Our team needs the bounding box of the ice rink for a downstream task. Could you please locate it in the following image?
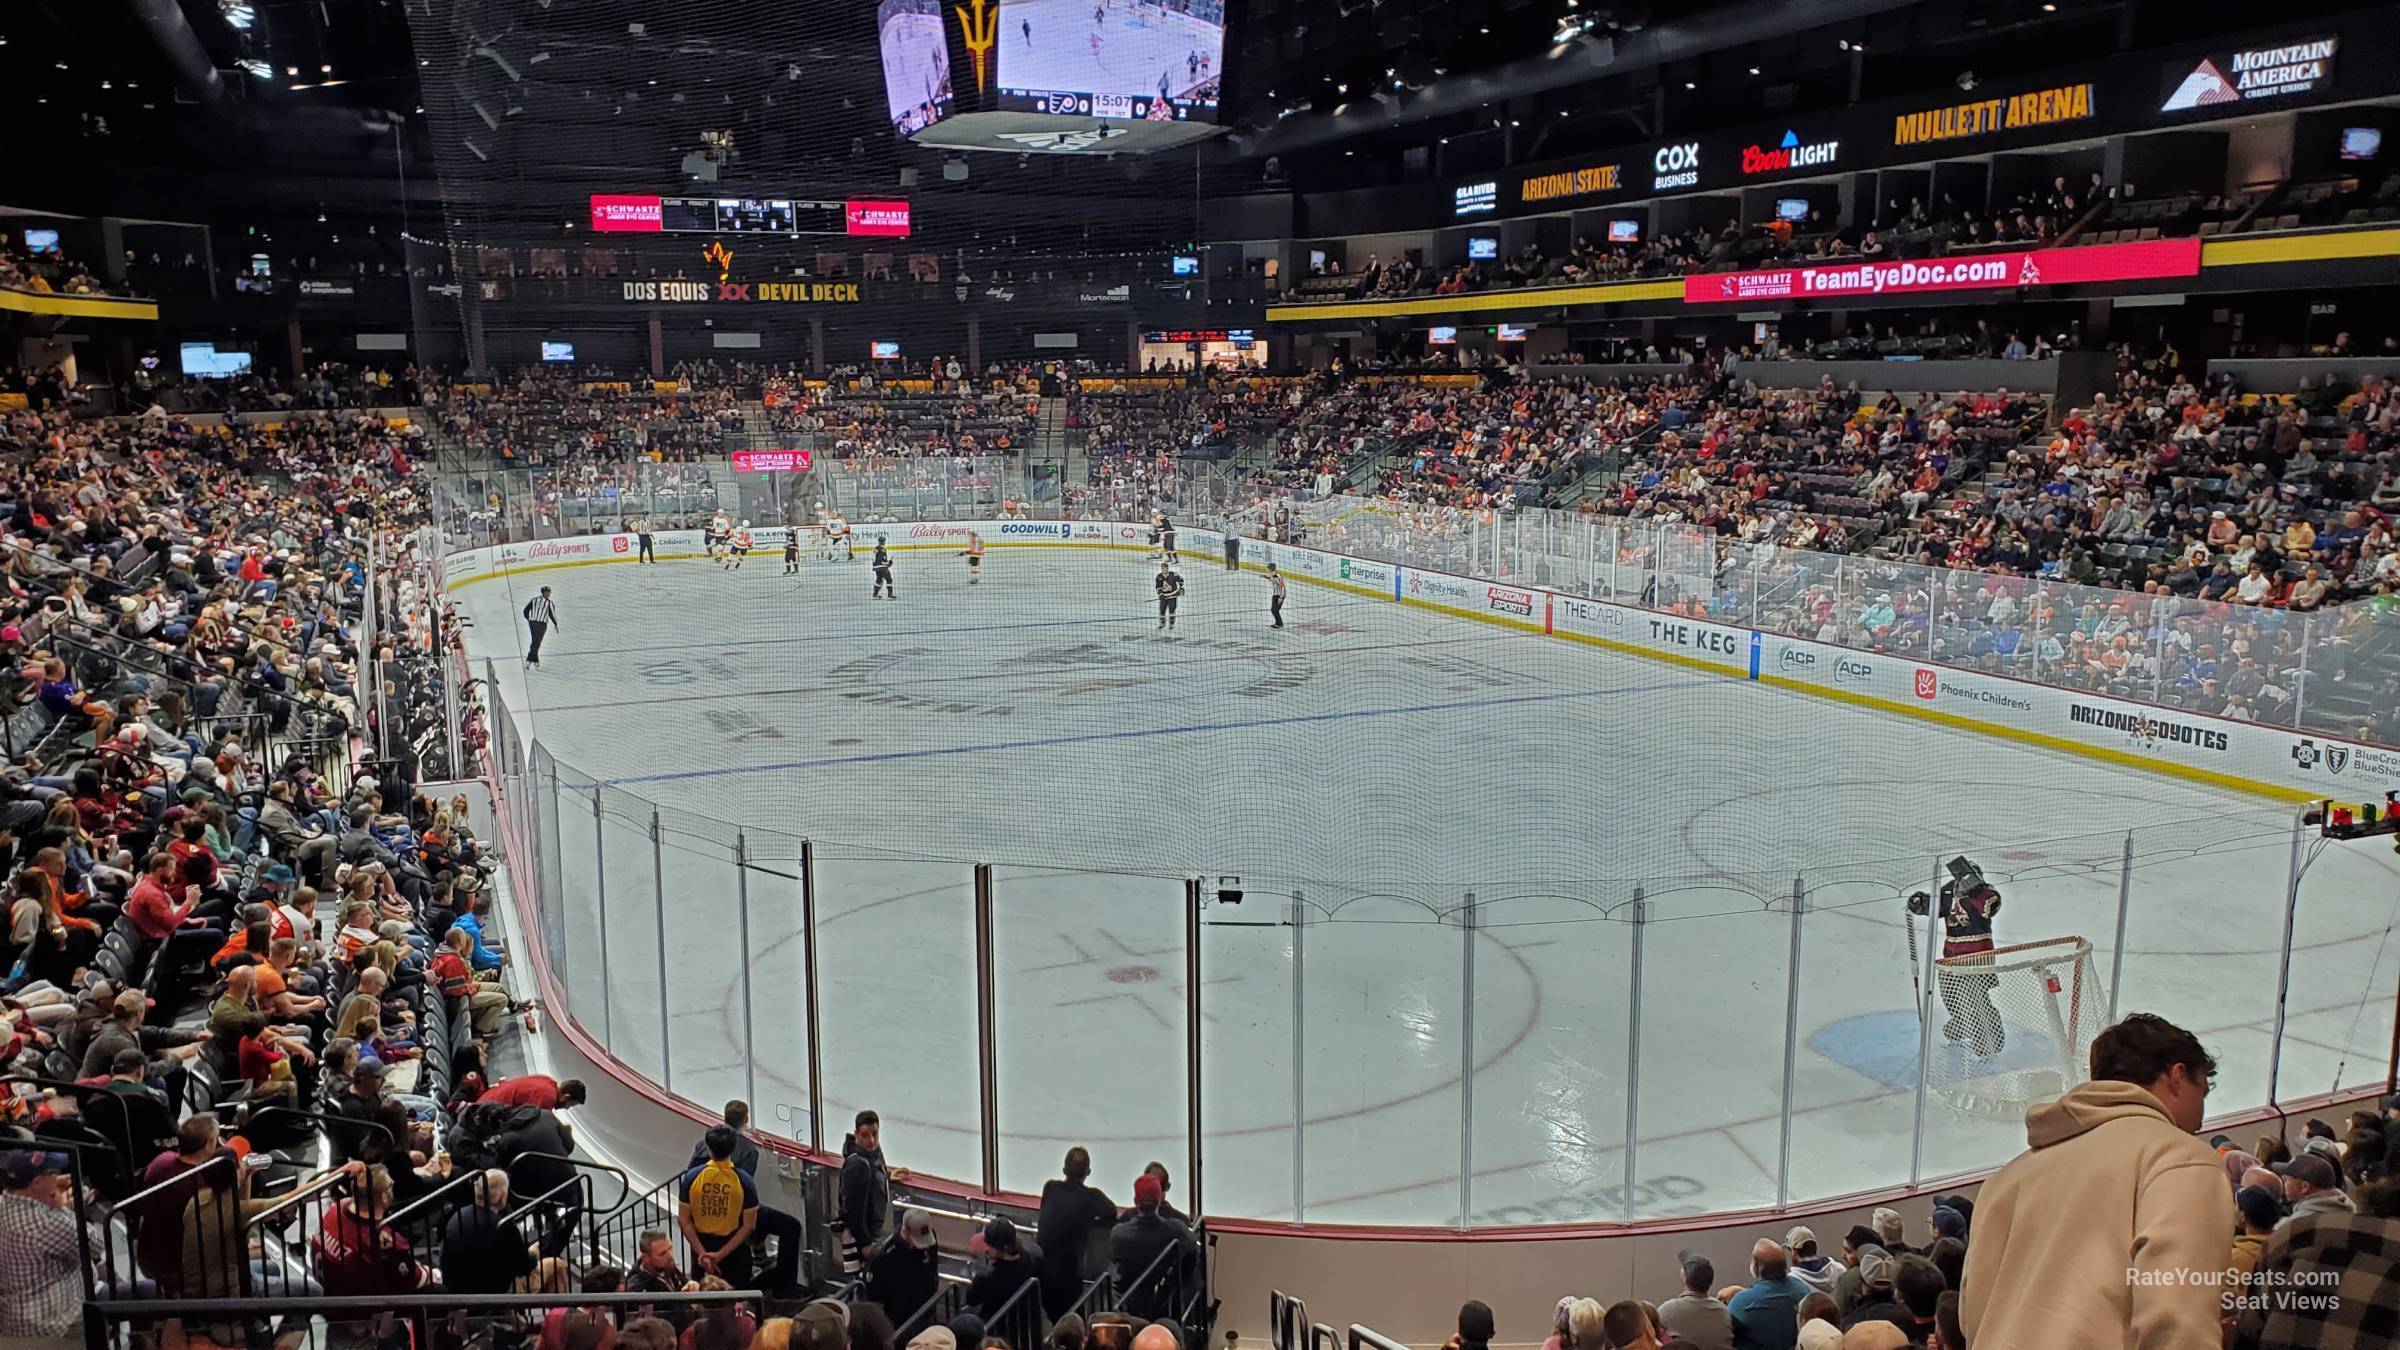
[456,542,2400,1226]
[999,0,1220,103]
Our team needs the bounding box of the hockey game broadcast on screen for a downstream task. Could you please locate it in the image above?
[996,0,1224,121]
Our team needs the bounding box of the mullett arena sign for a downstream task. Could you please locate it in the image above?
[1892,82,2094,148]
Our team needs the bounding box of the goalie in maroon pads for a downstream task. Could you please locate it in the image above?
[1909,856,2005,1057]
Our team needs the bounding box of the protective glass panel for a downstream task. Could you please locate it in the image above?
[991,866,1189,1201]
[1467,891,1631,1225]
[813,852,982,1186]
[1296,892,1461,1225]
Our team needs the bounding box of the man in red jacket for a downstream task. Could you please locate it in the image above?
[480,1074,587,1112]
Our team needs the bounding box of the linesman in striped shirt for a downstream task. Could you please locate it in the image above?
[522,587,559,667]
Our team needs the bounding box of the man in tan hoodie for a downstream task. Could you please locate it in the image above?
[1959,1013,2233,1349]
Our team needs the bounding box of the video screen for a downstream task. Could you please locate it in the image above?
[871,340,902,360]
[1776,198,1810,222]
[719,199,798,233]
[1467,237,1498,260]
[179,343,253,378]
[996,0,1224,122]
[541,341,576,363]
[1426,326,1458,346]
[1608,219,1641,243]
[22,229,59,255]
[1171,255,1200,276]
[1496,324,1528,341]
[2341,127,2383,161]
[879,0,953,136]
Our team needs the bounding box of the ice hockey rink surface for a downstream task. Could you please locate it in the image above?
[456,544,2400,1226]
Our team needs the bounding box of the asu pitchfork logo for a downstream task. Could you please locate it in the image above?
[956,0,996,94]
[702,241,734,282]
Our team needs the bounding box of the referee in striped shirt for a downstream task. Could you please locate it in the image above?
[523,587,559,667]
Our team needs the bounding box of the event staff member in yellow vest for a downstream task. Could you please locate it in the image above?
[678,1126,762,1286]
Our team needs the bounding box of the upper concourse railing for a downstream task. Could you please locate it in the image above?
[448,477,2400,1232]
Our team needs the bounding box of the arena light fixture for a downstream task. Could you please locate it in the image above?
[238,59,272,79]
[218,0,256,30]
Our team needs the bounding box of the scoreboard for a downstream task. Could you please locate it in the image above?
[658,198,848,234]
[592,195,905,237]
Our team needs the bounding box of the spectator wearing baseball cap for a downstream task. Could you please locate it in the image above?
[1837,1248,1905,1336]
[2273,1153,2355,1227]
[966,1215,1041,1322]
[1783,1225,1844,1298]
[0,1148,85,1344]
[862,1209,940,1329]
[1109,1172,1198,1321]
[1657,1250,1732,1350]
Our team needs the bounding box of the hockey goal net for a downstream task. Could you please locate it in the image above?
[1926,936,2106,1119]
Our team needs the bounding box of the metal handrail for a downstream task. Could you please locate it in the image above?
[510,1149,632,1214]
[383,1167,491,1232]
[241,1163,356,1228]
[1064,1270,1118,1321]
[244,1104,397,1160]
[107,1145,239,1211]
[893,1275,972,1342]
[1348,1325,1410,1350]
[503,1172,592,1230]
[981,1265,1046,1346]
[89,1289,762,1318]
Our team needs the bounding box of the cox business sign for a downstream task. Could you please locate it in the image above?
[1651,143,1700,191]
[1683,237,2201,304]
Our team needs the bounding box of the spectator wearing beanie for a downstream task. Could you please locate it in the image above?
[2229,1184,2281,1284]
[1869,1207,1911,1256]
[1657,1251,1733,1350]
[1961,1013,2231,1350]
[1109,1172,1198,1321]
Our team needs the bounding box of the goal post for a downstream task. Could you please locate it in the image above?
[1926,935,2106,1119]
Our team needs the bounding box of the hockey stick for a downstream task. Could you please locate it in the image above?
[1904,894,1927,1023]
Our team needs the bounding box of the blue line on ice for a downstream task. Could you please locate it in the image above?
[602,676,1715,785]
